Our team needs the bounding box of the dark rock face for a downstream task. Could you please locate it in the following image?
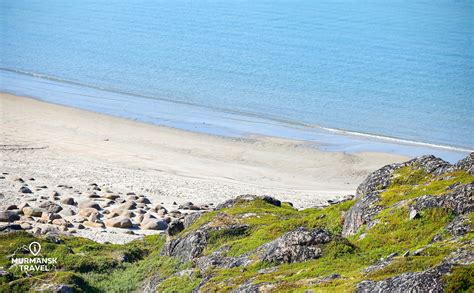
[413,182,473,215]
[163,230,208,261]
[167,220,185,236]
[343,155,459,237]
[259,227,331,264]
[342,191,383,237]
[261,196,281,207]
[183,212,202,228]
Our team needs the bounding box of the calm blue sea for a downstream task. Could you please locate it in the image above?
[1,0,473,160]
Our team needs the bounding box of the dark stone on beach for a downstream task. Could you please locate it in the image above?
[0,223,22,232]
[19,186,32,194]
[39,201,63,213]
[78,200,101,210]
[61,197,76,205]
[141,219,168,230]
[105,216,133,228]
[136,197,151,204]
[0,211,20,222]
[22,207,43,217]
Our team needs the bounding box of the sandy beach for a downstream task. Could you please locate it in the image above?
[0,93,409,209]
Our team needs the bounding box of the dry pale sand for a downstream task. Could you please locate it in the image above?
[0,93,408,209]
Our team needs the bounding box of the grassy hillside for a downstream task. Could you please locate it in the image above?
[1,164,472,292]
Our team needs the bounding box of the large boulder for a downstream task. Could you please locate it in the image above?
[78,200,101,210]
[258,227,331,264]
[104,216,133,228]
[22,207,44,217]
[141,219,168,230]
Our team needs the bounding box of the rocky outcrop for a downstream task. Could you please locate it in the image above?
[412,182,473,215]
[163,230,209,261]
[446,215,471,237]
[342,155,467,237]
[452,152,474,174]
[357,249,473,293]
[258,227,331,264]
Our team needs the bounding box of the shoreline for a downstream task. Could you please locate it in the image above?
[1,93,409,211]
[1,69,471,163]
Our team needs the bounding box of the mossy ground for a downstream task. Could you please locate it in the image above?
[1,168,472,292]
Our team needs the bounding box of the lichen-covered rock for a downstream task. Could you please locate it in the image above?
[451,152,473,174]
[343,155,456,236]
[195,249,252,271]
[446,215,471,237]
[342,191,383,237]
[258,227,331,264]
[183,212,203,228]
[163,230,208,261]
[356,249,473,293]
[412,182,473,215]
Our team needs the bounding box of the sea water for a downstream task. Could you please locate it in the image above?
[1,0,473,161]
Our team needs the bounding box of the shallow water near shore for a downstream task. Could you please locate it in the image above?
[1,70,469,163]
[1,0,473,161]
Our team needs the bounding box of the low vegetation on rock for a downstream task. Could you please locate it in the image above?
[1,154,472,292]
